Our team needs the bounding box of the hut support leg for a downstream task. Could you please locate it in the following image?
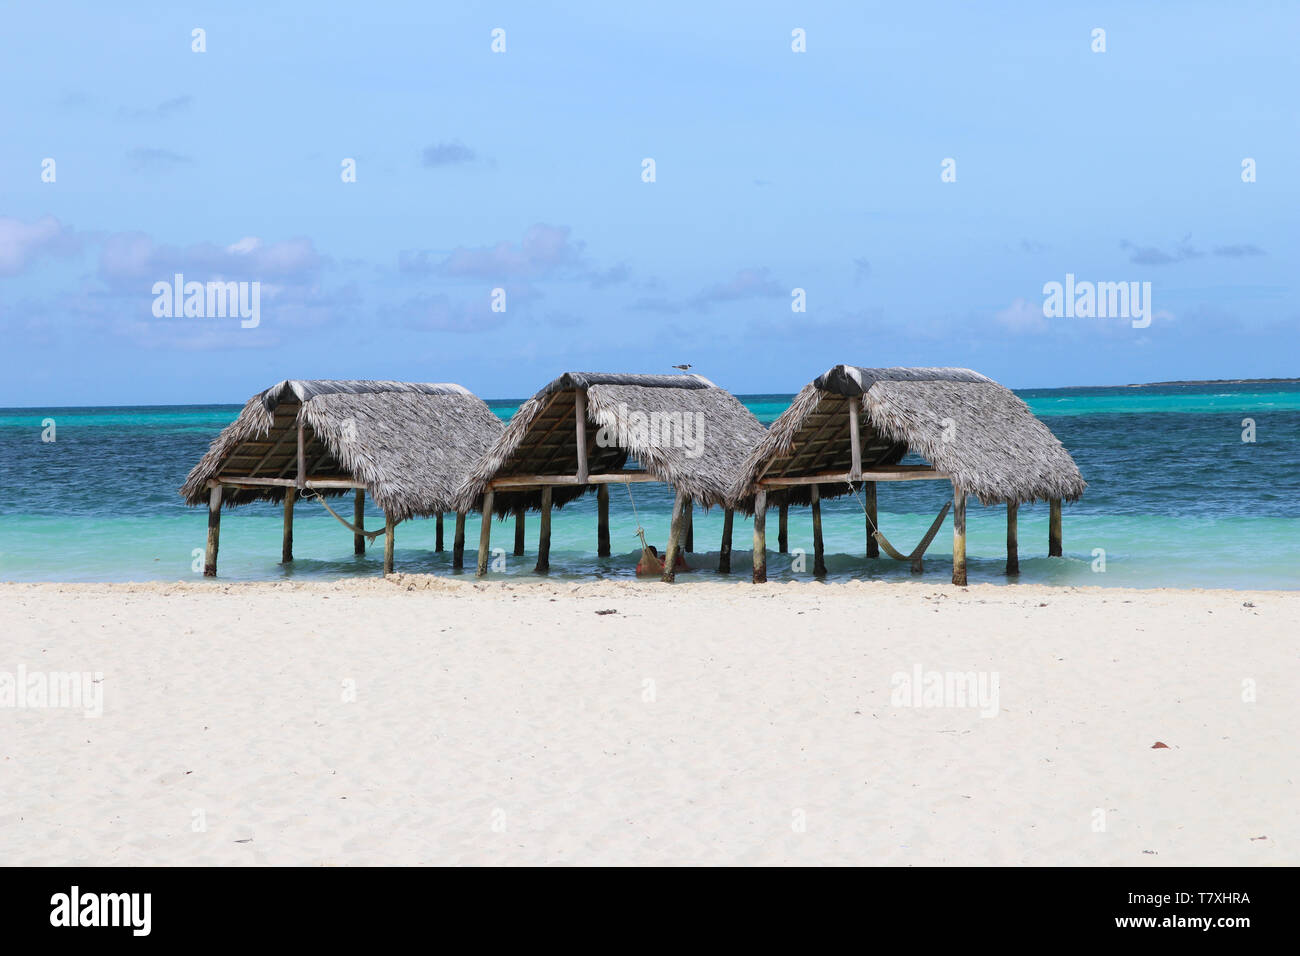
[752,491,768,583]
[952,488,967,586]
[353,490,365,555]
[1006,502,1019,576]
[597,484,610,557]
[864,481,879,558]
[684,500,693,552]
[281,490,294,563]
[204,485,222,577]
[435,512,444,552]
[1049,498,1063,556]
[778,502,788,553]
[536,488,552,573]
[662,492,687,583]
[453,512,466,570]
[811,485,826,577]
[476,491,494,576]
[718,508,734,573]
[513,508,525,556]
[383,513,395,575]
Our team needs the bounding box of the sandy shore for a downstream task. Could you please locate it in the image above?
[1,577,1295,866]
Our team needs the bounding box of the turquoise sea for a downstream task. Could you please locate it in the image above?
[1,383,1297,589]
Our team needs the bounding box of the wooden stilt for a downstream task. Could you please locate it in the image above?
[204,484,222,577]
[452,512,466,569]
[296,421,306,489]
[536,487,552,573]
[383,513,395,575]
[435,511,444,552]
[864,481,879,558]
[1006,501,1020,575]
[353,490,365,555]
[778,502,789,553]
[684,499,694,552]
[597,484,610,557]
[281,490,294,563]
[752,491,768,583]
[718,508,734,573]
[574,391,589,484]
[952,487,967,586]
[1049,498,1063,557]
[812,484,826,577]
[662,491,687,583]
[513,508,525,556]
[476,491,494,576]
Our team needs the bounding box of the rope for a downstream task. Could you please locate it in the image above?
[298,489,394,546]
[845,481,951,570]
[623,482,659,566]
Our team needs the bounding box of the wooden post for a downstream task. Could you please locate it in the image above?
[383,513,395,574]
[353,490,365,555]
[536,487,553,573]
[662,491,687,583]
[204,484,222,577]
[811,484,826,577]
[952,487,967,586]
[574,390,589,484]
[684,499,694,552]
[848,400,862,479]
[752,491,768,583]
[513,508,525,556]
[476,491,494,576]
[597,483,610,557]
[281,490,294,563]
[452,512,466,569]
[296,421,306,489]
[718,508,734,573]
[1006,501,1020,575]
[864,481,879,558]
[778,502,789,553]
[435,511,444,552]
[1049,498,1063,556]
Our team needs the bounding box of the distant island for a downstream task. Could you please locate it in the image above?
[1125,377,1300,387]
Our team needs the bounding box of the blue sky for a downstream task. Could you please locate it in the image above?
[1,1,1296,405]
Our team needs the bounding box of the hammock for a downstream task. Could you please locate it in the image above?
[625,483,666,574]
[847,482,951,573]
[299,489,394,547]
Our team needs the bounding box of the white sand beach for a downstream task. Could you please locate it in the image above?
[2,578,1295,866]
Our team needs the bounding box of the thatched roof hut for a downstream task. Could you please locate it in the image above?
[180,380,504,576]
[731,365,1086,585]
[732,366,1086,506]
[455,372,767,517]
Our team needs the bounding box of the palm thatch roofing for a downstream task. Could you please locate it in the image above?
[732,365,1086,507]
[455,372,768,518]
[180,380,504,521]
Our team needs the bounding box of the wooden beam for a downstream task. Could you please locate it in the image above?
[760,466,949,487]
[864,481,879,558]
[848,399,862,479]
[574,390,589,484]
[513,508,525,556]
[597,484,610,557]
[536,487,553,573]
[952,487,967,586]
[214,476,365,490]
[812,484,826,577]
[752,491,768,583]
[204,484,222,577]
[281,490,294,563]
[476,491,494,576]
[1006,501,1019,575]
[453,512,466,570]
[435,511,444,552]
[718,508,733,573]
[1049,498,1063,557]
[353,490,365,555]
[778,502,789,553]
[383,513,395,575]
[248,420,297,475]
[296,421,306,489]
[487,471,656,490]
[661,491,687,583]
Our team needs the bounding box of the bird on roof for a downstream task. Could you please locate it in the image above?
[671,364,692,372]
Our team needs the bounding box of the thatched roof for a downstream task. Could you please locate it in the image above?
[732,365,1086,507]
[179,380,504,520]
[454,372,768,517]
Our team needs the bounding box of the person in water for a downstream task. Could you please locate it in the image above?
[636,544,690,576]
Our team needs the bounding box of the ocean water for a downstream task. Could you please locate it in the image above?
[1,384,1297,589]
